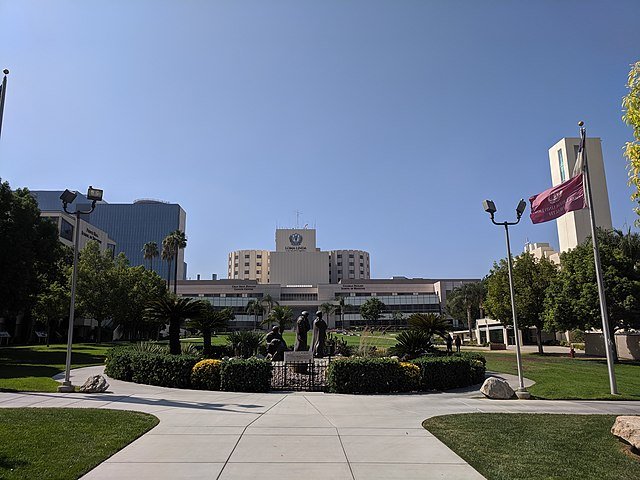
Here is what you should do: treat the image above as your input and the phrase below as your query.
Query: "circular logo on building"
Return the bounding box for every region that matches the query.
[548,189,564,204]
[289,233,303,246]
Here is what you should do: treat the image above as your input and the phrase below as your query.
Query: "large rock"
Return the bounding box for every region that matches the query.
[611,416,640,450]
[79,375,109,393]
[480,377,515,399]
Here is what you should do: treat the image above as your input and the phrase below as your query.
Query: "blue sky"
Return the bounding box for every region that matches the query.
[1,1,639,280]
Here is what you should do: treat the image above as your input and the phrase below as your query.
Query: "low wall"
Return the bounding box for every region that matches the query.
[584,333,640,360]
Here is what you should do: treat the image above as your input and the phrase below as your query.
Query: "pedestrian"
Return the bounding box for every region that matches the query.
[446,333,453,354]
[455,334,462,353]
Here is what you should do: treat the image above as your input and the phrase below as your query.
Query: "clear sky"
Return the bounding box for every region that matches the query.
[1,1,639,280]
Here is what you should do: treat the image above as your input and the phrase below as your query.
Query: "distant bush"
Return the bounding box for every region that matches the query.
[411,356,485,391]
[220,358,272,392]
[191,359,222,390]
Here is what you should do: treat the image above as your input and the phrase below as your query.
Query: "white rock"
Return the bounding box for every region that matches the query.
[611,416,640,450]
[79,374,109,393]
[480,377,515,399]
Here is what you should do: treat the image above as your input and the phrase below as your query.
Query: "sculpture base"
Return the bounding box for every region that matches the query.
[515,388,531,400]
[57,382,75,393]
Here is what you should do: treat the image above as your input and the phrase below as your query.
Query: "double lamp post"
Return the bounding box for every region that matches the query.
[57,186,104,393]
[483,198,531,400]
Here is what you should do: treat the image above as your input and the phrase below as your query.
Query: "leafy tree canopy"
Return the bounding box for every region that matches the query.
[622,60,640,223]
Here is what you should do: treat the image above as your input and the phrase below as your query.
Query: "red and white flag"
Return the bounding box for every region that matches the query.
[529,173,586,224]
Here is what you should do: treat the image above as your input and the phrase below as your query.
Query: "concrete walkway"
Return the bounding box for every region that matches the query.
[1,367,639,480]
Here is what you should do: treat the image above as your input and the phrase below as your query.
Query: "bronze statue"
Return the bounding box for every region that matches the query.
[294,311,310,351]
[266,326,286,361]
[312,311,328,358]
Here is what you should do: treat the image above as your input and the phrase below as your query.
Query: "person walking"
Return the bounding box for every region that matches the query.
[446,333,453,354]
[455,334,462,353]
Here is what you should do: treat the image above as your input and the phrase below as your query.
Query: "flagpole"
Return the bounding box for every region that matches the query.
[0,69,8,139]
[579,121,618,395]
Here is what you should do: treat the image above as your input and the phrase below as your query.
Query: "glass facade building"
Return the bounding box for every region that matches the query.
[32,192,187,280]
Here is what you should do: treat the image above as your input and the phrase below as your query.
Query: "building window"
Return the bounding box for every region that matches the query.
[256,270,261,274]
[338,269,342,274]
[337,254,342,258]
[60,218,74,242]
[349,254,354,258]
[244,270,250,275]
[558,149,566,182]
[349,262,354,266]
[360,254,363,259]
[245,254,250,258]
[337,262,342,266]
[244,262,250,266]
[257,254,262,258]
[257,262,262,266]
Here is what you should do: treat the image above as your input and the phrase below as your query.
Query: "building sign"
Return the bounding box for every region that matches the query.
[340,284,366,291]
[81,226,103,244]
[284,351,313,363]
[232,284,256,291]
[285,232,307,251]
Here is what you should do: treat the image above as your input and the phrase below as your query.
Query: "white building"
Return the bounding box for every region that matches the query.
[548,137,612,252]
[41,211,116,255]
[228,228,370,285]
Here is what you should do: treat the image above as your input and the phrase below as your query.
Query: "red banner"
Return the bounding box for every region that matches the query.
[529,173,586,224]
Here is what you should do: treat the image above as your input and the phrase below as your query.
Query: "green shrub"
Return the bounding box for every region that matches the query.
[399,362,421,392]
[452,351,487,366]
[411,356,485,391]
[226,331,264,358]
[327,357,408,394]
[388,330,435,359]
[191,359,222,390]
[129,353,199,388]
[104,347,134,381]
[220,358,272,392]
[105,347,199,388]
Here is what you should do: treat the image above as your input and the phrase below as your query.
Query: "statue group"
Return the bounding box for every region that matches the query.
[294,310,327,358]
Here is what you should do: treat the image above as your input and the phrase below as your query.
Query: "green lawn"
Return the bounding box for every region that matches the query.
[0,408,157,480]
[0,343,113,392]
[181,331,398,350]
[424,414,640,480]
[479,350,640,400]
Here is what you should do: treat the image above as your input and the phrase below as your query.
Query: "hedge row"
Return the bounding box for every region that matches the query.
[105,348,271,392]
[326,355,485,394]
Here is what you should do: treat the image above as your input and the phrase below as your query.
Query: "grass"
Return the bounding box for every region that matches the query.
[181,330,398,350]
[478,350,640,400]
[0,343,113,393]
[0,408,158,480]
[424,413,640,480]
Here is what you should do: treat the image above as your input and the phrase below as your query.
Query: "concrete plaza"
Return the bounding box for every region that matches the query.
[1,366,639,480]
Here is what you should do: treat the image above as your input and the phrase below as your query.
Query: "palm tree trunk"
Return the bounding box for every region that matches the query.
[169,318,181,355]
[203,326,212,355]
[467,307,473,343]
[173,247,179,294]
[97,319,102,344]
[536,327,544,354]
[166,258,172,289]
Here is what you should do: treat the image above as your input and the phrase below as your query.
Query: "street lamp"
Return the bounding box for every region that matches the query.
[57,186,104,393]
[483,198,531,400]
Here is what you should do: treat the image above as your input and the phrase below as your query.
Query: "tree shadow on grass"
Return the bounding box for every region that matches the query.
[0,453,28,471]
[0,348,105,368]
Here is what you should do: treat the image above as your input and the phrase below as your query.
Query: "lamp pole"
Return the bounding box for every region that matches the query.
[483,199,530,399]
[58,187,104,393]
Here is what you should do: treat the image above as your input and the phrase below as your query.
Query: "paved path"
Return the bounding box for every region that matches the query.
[1,367,640,480]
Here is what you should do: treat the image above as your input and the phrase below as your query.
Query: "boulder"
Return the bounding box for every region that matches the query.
[611,416,640,450]
[480,376,515,399]
[79,375,109,393]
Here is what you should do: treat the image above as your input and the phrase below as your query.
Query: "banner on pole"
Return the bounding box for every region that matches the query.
[529,173,586,224]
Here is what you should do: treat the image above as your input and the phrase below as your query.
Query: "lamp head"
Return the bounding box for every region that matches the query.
[60,189,78,205]
[86,186,103,202]
[483,199,497,215]
[516,199,527,218]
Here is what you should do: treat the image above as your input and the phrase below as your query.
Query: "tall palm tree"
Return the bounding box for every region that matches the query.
[145,294,203,354]
[263,305,294,333]
[161,236,175,290]
[320,302,335,327]
[260,294,279,321]
[142,241,159,272]
[168,230,187,294]
[246,299,264,330]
